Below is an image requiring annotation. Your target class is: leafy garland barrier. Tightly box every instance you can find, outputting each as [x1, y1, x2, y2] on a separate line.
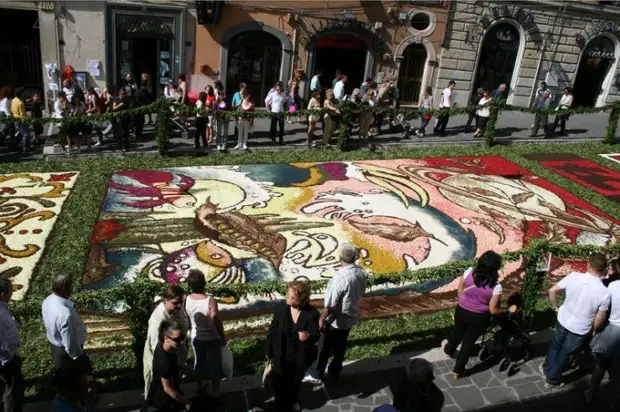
[2, 99, 618, 154]
[10, 241, 620, 342]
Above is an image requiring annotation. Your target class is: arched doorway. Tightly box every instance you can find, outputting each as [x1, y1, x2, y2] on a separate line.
[473, 22, 521, 93]
[397, 44, 427, 104]
[573, 36, 617, 107]
[226, 31, 282, 106]
[314, 34, 367, 94]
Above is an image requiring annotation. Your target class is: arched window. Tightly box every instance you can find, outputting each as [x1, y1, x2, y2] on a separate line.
[398, 44, 427, 103]
[573, 36, 616, 107]
[473, 22, 520, 93]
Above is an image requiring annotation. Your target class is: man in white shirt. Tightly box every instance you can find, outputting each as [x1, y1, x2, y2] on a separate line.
[265, 83, 287, 144]
[42, 273, 91, 384]
[310, 70, 322, 93]
[433, 80, 456, 135]
[585, 269, 620, 404]
[304, 243, 367, 384]
[541, 253, 610, 388]
[333, 75, 347, 101]
[0, 279, 23, 412]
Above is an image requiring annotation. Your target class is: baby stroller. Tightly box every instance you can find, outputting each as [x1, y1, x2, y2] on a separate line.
[393, 114, 414, 139]
[477, 294, 533, 376]
[168, 104, 193, 139]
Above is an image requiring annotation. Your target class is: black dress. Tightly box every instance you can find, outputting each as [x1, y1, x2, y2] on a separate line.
[32, 101, 43, 135]
[265, 303, 320, 411]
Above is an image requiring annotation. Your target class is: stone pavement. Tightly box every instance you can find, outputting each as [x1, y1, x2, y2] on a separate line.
[0, 110, 612, 163]
[232, 355, 616, 412]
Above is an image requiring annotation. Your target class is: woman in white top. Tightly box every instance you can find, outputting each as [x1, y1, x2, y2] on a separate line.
[551, 87, 574, 135]
[416, 86, 433, 137]
[473, 90, 492, 138]
[185, 269, 226, 395]
[53, 91, 72, 151]
[0, 86, 12, 117]
[307, 90, 321, 148]
[62, 79, 74, 103]
[143, 285, 189, 399]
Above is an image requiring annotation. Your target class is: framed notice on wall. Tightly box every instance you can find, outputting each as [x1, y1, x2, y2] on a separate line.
[160, 51, 171, 84]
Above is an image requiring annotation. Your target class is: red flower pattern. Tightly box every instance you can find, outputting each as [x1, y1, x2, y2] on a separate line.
[48, 173, 76, 182]
[92, 219, 126, 244]
[0, 187, 16, 195]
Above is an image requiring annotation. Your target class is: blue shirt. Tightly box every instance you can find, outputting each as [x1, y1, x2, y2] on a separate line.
[311, 75, 320, 91]
[231, 92, 243, 108]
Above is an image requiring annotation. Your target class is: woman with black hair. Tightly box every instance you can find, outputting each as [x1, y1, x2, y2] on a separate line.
[443, 251, 515, 378]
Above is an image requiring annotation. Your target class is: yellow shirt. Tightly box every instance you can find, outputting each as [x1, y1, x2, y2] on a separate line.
[10, 97, 25, 118]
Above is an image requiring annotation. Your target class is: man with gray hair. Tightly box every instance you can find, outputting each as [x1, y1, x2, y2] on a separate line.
[0, 279, 23, 412]
[41, 273, 91, 384]
[304, 243, 368, 384]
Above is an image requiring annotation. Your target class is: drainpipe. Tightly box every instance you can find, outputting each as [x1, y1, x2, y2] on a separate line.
[290, 26, 298, 81]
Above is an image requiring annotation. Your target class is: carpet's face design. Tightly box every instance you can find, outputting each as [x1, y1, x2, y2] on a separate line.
[601, 153, 620, 165]
[525, 153, 620, 204]
[0, 172, 79, 300]
[86, 157, 618, 310]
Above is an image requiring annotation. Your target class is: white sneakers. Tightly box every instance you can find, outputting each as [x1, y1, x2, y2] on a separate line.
[233, 144, 248, 151]
[302, 374, 322, 384]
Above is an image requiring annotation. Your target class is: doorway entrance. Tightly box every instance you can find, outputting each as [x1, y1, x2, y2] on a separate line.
[398, 44, 427, 104]
[227, 31, 281, 106]
[314, 35, 367, 94]
[0, 8, 42, 103]
[573, 36, 615, 107]
[116, 17, 174, 95]
[473, 22, 520, 93]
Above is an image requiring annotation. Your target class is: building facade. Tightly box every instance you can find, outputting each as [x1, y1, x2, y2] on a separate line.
[0, 0, 196, 111]
[436, 0, 620, 107]
[192, 1, 449, 105]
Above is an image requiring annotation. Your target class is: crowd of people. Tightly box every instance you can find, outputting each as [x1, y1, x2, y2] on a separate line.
[0, 68, 580, 156]
[1, 246, 619, 411]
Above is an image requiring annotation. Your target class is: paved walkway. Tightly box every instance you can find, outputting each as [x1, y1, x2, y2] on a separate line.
[0, 111, 612, 163]
[22, 328, 620, 412]
[228, 355, 616, 411]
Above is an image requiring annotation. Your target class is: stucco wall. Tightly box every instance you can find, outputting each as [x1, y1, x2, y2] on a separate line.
[437, 0, 620, 107]
[192, 0, 449, 94]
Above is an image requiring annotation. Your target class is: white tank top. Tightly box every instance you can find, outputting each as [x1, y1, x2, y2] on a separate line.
[185, 295, 220, 341]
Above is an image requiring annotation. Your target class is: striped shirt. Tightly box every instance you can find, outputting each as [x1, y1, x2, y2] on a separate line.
[0, 302, 20, 366]
[324, 264, 368, 329]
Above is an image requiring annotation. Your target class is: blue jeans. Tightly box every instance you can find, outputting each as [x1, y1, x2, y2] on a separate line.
[543, 322, 588, 385]
[18, 123, 32, 150]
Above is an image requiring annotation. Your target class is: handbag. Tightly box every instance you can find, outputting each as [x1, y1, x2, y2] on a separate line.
[423, 113, 431, 121]
[221, 346, 233, 381]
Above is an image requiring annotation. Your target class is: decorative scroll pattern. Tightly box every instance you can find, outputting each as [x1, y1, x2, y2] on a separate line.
[0, 172, 79, 300]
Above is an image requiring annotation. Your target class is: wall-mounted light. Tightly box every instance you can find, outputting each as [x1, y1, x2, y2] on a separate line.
[342, 10, 355, 20]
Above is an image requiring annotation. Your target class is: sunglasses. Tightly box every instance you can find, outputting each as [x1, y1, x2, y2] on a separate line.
[166, 335, 184, 344]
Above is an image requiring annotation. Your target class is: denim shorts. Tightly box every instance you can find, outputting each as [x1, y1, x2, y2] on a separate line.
[591, 323, 620, 367]
[192, 338, 223, 380]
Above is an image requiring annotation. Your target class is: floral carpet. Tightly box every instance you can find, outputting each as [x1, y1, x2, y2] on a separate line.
[0, 172, 78, 300]
[83, 156, 619, 314]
